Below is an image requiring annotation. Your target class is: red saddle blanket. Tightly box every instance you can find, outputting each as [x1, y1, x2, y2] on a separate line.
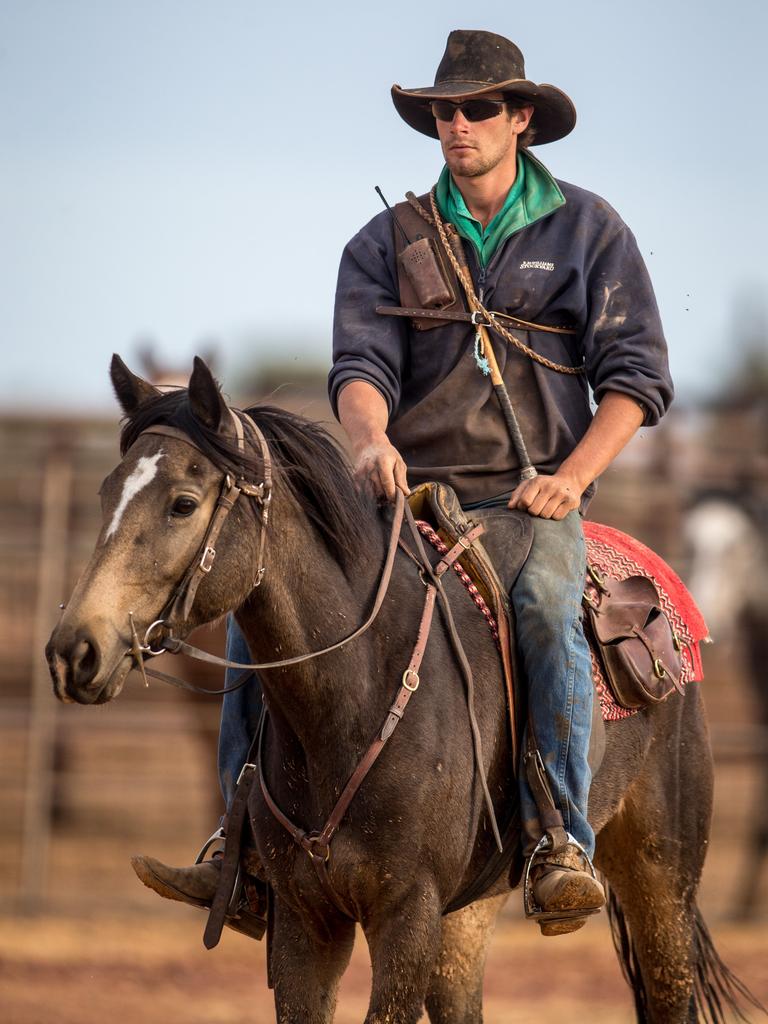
[583, 521, 710, 721]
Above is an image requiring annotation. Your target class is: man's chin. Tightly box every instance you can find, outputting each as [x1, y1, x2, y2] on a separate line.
[446, 155, 487, 179]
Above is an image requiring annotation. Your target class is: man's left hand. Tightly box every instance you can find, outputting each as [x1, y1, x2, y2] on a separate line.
[507, 472, 583, 520]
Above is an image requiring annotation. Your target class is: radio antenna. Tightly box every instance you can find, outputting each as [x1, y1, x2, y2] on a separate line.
[375, 185, 412, 247]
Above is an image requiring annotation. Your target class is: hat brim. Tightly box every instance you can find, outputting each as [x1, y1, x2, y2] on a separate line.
[391, 79, 576, 146]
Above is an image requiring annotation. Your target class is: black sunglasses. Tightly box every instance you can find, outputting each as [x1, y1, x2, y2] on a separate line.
[430, 98, 507, 123]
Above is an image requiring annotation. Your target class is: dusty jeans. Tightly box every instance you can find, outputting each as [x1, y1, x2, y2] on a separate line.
[511, 512, 594, 858]
[217, 510, 594, 858]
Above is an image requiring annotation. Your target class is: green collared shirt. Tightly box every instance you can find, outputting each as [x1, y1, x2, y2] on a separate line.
[436, 150, 566, 267]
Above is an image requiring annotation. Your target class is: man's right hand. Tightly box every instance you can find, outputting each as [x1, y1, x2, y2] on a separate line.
[337, 380, 409, 503]
[353, 439, 409, 503]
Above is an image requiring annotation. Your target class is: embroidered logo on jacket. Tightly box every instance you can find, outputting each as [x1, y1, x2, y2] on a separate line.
[519, 260, 555, 271]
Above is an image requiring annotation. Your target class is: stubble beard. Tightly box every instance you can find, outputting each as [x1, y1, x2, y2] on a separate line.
[445, 135, 515, 179]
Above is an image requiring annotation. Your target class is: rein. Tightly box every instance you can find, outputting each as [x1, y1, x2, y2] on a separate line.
[124, 409, 505, 936]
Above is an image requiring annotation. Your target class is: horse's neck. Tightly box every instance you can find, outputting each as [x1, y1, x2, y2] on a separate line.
[236, 496, 389, 758]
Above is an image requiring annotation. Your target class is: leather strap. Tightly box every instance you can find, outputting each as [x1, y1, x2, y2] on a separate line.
[157, 492, 406, 677]
[256, 506, 485, 917]
[376, 305, 578, 335]
[523, 733, 567, 853]
[204, 737, 261, 949]
[403, 507, 503, 852]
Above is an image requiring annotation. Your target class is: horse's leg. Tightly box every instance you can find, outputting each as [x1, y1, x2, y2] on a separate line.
[596, 699, 713, 1023]
[424, 895, 506, 1024]
[270, 899, 355, 1024]
[362, 881, 444, 1024]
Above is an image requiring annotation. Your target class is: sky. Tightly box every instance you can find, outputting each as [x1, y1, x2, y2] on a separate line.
[1, 0, 766, 412]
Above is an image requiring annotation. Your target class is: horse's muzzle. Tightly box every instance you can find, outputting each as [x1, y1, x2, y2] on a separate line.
[46, 625, 129, 705]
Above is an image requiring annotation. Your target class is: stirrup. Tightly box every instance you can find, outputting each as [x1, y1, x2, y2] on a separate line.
[522, 832, 601, 925]
[195, 826, 267, 942]
[195, 826, 225, 864]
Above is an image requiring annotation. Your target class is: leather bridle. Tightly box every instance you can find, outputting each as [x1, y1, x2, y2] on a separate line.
[125, 408, 412, 692]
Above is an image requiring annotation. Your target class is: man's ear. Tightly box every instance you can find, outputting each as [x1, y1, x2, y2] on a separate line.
[188, 355, 231, 433]
[110, 354, 162, 416]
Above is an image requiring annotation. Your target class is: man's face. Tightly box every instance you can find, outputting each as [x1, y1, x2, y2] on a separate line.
[434, 92, 533, 180]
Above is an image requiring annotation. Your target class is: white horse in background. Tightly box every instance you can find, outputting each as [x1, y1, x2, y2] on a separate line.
[685, 492, 768, 918]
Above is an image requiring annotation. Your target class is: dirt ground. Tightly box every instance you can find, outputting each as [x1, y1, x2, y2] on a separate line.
[3, 644, 767, 1021]
[1, 906, 767, 1024]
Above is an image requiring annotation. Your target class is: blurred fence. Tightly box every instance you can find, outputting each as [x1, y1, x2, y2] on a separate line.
[0, 399, 766, 920]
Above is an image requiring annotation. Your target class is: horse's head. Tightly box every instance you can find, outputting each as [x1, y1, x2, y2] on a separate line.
[46, 355, 265, 705]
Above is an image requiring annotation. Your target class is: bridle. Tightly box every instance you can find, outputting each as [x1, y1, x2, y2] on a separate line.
[125, 408, 408, 692]
[126, 408, 271, 659]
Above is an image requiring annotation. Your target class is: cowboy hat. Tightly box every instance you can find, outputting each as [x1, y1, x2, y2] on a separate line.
[391, 30, 576, 146]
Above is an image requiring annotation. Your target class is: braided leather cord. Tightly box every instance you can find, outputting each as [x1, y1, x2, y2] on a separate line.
[405, 190, 585, 376]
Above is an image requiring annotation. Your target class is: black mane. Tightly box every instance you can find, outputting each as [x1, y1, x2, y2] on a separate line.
[119, 389, 378, 564]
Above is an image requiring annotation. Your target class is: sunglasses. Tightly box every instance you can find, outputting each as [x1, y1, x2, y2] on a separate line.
[430, 98, 507, 123]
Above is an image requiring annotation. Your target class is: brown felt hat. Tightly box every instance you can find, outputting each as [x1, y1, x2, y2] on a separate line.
[392, 30, 576, 146]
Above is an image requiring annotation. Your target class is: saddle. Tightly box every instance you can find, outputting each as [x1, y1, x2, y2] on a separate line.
[407, 483, 709, 724]
[407, 482, 532, 762]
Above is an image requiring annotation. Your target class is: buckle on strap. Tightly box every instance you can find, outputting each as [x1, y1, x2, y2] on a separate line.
[200, 546, 216, 573]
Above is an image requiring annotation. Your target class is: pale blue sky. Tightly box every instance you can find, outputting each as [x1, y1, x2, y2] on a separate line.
[1, 0, 766, 411]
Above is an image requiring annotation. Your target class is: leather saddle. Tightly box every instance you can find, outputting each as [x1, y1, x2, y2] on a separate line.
[407, 482, 533, 762]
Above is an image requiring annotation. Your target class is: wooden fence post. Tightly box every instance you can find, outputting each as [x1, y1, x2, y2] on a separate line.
[19, 442, 73, 913]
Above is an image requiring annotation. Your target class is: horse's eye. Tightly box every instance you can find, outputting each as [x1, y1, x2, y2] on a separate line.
[171, 496, 198, 517]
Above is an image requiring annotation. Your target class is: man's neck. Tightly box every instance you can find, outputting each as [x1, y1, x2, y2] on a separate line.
[452, 149, 520, 229]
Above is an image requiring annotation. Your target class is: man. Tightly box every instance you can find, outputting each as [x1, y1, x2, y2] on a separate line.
[134, 29, 673, 936]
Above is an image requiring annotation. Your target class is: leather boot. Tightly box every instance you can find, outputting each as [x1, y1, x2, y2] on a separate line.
[530, 843, 605, 937]
[131, 854, 267, 941]
[131, 855, 221, 908]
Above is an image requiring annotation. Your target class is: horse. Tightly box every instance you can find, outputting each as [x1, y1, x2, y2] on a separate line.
[685, 490, 768, 920]
[46, 355, 761, 1024]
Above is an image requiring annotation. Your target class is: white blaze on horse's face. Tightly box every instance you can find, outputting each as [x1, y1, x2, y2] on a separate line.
[105, 450, 165, 542]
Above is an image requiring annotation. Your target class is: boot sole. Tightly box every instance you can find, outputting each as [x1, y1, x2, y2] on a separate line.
[539, 916, 589, 937]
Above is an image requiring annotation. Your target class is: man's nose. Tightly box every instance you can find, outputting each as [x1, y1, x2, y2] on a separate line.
[449, 109, 470, 129]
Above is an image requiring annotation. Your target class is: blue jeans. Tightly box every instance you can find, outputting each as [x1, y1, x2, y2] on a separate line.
[218, 626, 263, 808]
[511, 511, 594, 858]
[217, 510, 594, 858]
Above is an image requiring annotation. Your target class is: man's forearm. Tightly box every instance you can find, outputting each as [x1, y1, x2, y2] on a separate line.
[558, 391, 645, 494]
[337, 380, 409, 500]
[508, 390, 645, 519]
[337, 380, 390, 453]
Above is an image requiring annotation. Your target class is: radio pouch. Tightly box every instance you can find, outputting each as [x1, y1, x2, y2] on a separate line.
[391, 194, 469, 331]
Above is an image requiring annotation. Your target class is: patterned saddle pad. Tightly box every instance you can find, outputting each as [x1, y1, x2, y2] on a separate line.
[583, 521, 709, 720]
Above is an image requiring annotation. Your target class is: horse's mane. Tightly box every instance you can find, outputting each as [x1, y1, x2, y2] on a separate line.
[119, 389, 377, 565]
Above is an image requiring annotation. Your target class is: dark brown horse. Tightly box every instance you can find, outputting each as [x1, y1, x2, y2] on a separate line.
[47, 357, 760, 1024]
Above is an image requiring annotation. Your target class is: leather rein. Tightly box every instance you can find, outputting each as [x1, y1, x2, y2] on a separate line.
[123, 410, 504, 929]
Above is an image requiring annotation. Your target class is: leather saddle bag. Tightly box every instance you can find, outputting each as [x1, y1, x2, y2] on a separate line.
[584, 570, 684, 710]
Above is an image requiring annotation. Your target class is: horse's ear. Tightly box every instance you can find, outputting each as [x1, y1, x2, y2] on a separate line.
[188, 355, 230, 433]
[110, 354, 161, 415]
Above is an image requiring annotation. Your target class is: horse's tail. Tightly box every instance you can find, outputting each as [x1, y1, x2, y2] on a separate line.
[606, 887, 765, 1023]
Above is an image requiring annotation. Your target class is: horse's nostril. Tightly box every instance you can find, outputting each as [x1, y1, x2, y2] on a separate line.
[70, 635, 100, 686]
